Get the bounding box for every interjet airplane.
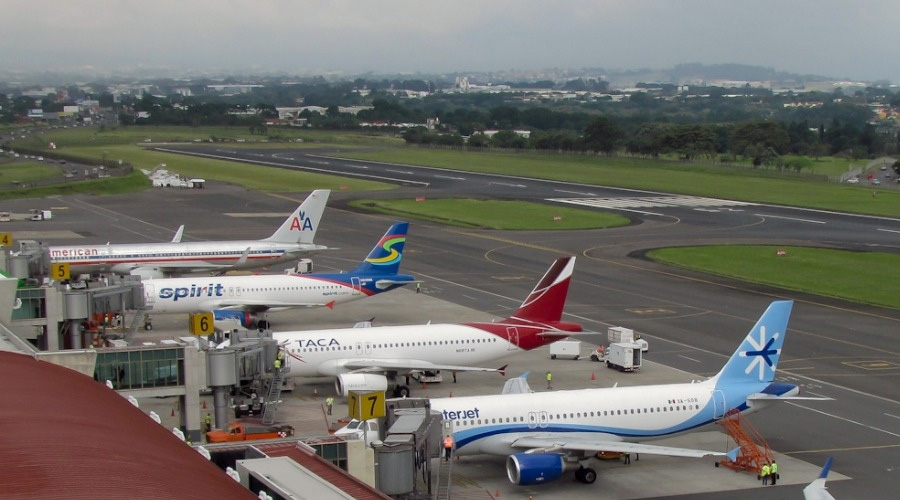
[276,256,583,398]
[428,300,816,486]
[142,222,416,329]
[48,189,330,279]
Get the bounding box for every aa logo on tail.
[290,211,314,232]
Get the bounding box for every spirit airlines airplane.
[429,300,813,486]
[142,222,417,329]
[47,189,330,279]
[276,256,583,398]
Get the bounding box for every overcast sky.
[4,0,899,82]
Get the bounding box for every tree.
[582,116,622,154]
[729,122,790,157]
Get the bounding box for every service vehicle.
[549,340,581,360]
[604,342,642,372]
[205,421,294,443]
[333,419,381,446]
[607,326,648,352]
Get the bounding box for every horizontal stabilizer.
[747,394,833,401]
[343,359,506,374]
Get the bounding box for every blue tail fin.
[713,300,793,385]
[349,222,409,275]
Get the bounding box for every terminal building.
[0,246,446,499]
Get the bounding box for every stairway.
[717,409,774,474]
[261,368,284,425]
[434,452,453,500]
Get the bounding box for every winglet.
[725,447,740,462]
[326,300,335,309]
[818,456,833,479]
[171,225,185,243]
[497,364,508,377]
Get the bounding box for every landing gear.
[257,320,271,330]
[393,385,411,398]
[144,319,153,331]
[574,466,597,484]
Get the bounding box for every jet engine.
[506,453,566,485]
[335,373,389,397]
[213,310,269,330]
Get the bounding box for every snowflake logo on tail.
[740,325,781,381]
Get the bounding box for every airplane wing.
[343,359,506,375]
[214,299,337,313]
[375,278,421,290]
[803,457,836,500]
[509,436,735,459]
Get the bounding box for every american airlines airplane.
[142,222,417,329]
[276,256,583,398]
[47,189,330,279]
[428,300,814,486]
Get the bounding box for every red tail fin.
[509,257,575,323]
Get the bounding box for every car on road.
[872,179,881,185]
[846,178,859,184]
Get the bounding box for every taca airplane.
[429,300,816,486]
[142,222,417,329]
[276,256,583,398]
[47,189,330,279]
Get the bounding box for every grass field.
[334,148,900,217]
[646,245,900,309]
[349,198,631,230]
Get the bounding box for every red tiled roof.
[258,441,391,500]
[0,352,256,500]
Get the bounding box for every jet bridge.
[373,397,443,499]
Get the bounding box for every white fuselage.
[276,323,522,377]
[143,273,365,314]
[49,240,325,275]
[430,380,741,456]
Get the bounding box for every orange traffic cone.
[448,392,453,398]
[494,489,501,498]
[591,372,596,381]
[202,400,207,409]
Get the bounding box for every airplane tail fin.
[349,222,409,275]
[509,256,576,324]
[712,300,794,385]
[262,189,330,243]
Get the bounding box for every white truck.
[608,326,648,352]
[605,342,642,372]
[550,340,581,360]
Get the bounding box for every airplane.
[276,256,583,398]
[428,300,815,486]
[142,222,417,329]
[803,457,836,500]
[47,189,330,279]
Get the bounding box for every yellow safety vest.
[771,462,778,474]
[761,465,770,476]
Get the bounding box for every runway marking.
[678,355,701,363]
[753,213,826,224]
[786,401,900,438]
[877,228,900,234]
[489,181,527,188]
[842,360,900,370]
[784,443,900,455]
[554,189,598,197]
[461,294,480,301]
[386,169,413,174]
[885,413,900,421]
[550,196,755,210]
[434,174,466,180]
[626,307,676,315]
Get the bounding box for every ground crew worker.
[325,395,334,415]
[416,282,421,293]
[760,462,771,485]
[204,413,211,433]
[274,357,282,371]
[770,460,778,485]
[443,434,454,461]
[546,370,553,390]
